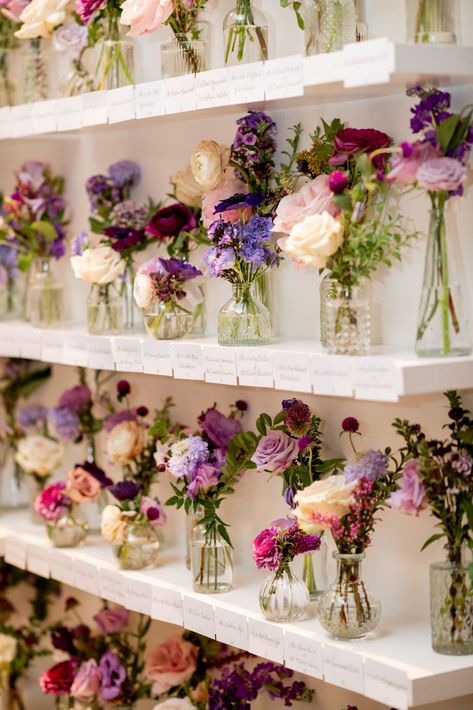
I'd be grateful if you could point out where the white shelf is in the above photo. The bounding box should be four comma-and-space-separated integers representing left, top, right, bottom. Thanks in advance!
0, 510, 472, 709
0, 40, 472, 140
0, 320, 472, 401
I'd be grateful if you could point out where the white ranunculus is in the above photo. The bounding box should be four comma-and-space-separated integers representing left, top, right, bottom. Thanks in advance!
106, 420, 144, 465
281, 211, 344, 269
101, 505, 128, 544
133, 273, 155, 310
153, 698, 195, 710
71, 246, 126, 285
171, 165, 205, 208
0, 633, 16, 664
191, 140, 230, 192
15, 0, 69, 38
294, 475, 357, 533
14, 435, 64, 476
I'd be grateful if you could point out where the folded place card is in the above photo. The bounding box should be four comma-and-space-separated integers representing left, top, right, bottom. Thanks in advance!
203, 345, 237, 386
196, 68, 231, 110
74, 559, 101, 597
248, 618, 284, 664
311, 353, 353, 397
214, 607, 248, 650
63, 333, 90, 367
353, 356, 400, 402
31, 100, 57, 134
0, 328, 21, 356
41, 332, 64, 364
323, 645, 364, 694
151, 585, 183, 626
182, 596, 215, 638
113, 337, 144, 373
228, 62, 265, 104
50, 551, 76, 586
124, 578, 152, 615
100, 568, 127, 605
284, 630, 323, 679
88, 337, 115, 370
10, 104, 33, 138
237, 348, 274, 388
0, 106, 11, 139
264, 55, 304, 101
27, 544, 50, 578
304, 52, 344, 87
5, 535, 27, 570
142, 339, 173, 376
273, 350, 311, 393
164, 75, 197, 114
20, 330, 42, 360
55, 96, 83, 131
364, 658, 409, 710
343, 37, 395, 89
107, 85, 135, 124
81, 90, 108, 126
135, 80, 165, 119
171, 342, 204, 380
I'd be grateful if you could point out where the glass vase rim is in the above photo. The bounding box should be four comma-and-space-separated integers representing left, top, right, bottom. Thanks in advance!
332, 551, 366, 561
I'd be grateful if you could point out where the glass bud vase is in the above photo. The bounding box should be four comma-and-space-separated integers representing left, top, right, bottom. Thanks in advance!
296, 538, 328, 601
0, 47, 15, 106
259, 565, 310, 622
28, 258, 63, 328
303, 0, 357, 55
430, 546, 473, 655
144, 298, 194, 339
121, 264, 138, 331
223, 0, 268, 65
0, 274, 19, 321
190, 522, 233, 594
0, 443, 27, 510
161, 31, 206, 78
61, 49, 94, 96
22, 38, 49, 103
322, 279, 370, 355
113, 522, 160, 570
95, 16, 133, 90
47, 511, 88, 548
218, 283, 271, 347
87, 283, 124, 335
408, 0, 457, 44
416, 204, 471, 357
318, 552, 381, 640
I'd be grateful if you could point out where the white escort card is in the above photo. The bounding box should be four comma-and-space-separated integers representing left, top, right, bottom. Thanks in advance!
100, 568, 127, 605
27, 544, 50, 578
50, 551, 76, 586
227, 61, 265, 104
343, 38, 395, 88
164, 75, 197, 114
81, 90, 108, 126
20, 330, 42, 360
214, 607, 248, 650
113, 337, 143, 373
264, 55, 304, 101
0, 106, 11, 139
142, 339, 173, 376
364, 658, 409, 710
135, 80, 165, 120
31, 100, 57, 134
311, 353, 353, 397
107, 85, 135, 124
248, 618, 284, 664
353, 356, 400, 401
196, 68, 231, 110
74, 559, 101, 597
41, 332, 64, 364
284, 630, 323, 679
323, 645, 364, 693
0, 325, 21, 356
237, 348, 274, 388
10, 104, 33, 138
171, 342, 204, 380
125, 577, 152, 615
183, 596, 215, 638
55, 96, 83, 131
151, 585, 183, 626
203, 345, 237, 386
273, 350, 311, 393
63, 333, 90, 367
303, 51, 344, 86
88, 337, 115, 370
5, 535, 27, 570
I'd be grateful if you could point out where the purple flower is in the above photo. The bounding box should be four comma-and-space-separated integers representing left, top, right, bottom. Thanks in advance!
94, 606, 129, 634
344, 449, 388, 483
99, 651, 126, 701
51, 626, 76, 654
104, 410, 136, 432
49, 407, 80, 440
284, 486, 296, 508
214, 192, 264, 213
146, 203, 197, 240
251, 430, 298, 475
387, 459, 428, 515
200, 407, 242, 450
103, 226, 146, 252
341, 416, 360, 433
328, 171, 349, 193
159, 257, 202, 281
187, 462, 221, 500
297, 436, 312, 451
79, 461, 113, 488
108, 160, 141, 188
284, 400, 311, 437
117, 379, 131, 397
17, 403, 48, 430
58, 385, 91, 412
292, 528, 321, 555
71, 231, 89, 256
451, 452, 473, 476
168, 436, 209, 479
108, 480, 141, 501
202, 246, 234, 277
416, 157, 466, 192
252, 526, 280, 570
50, 235, 66, 260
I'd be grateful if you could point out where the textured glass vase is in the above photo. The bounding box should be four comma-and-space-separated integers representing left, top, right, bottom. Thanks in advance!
322, 279, 370, 355
318, 552, 381, 639
47, 511, 88, 548
303, 0, 357, 55
190, 523, 233, 594
218, 283, 271, 346
259, 566, 310, 622
95, 17, 133, 90
28, 258, 63, 328
430, 547, 473, 655
22, 38, 49, 103
87, 283, 124, 335
113, 522, 160, 570
161, 32, 206, 77
409, 0, 457, 44
223, 0, 268, 65
416, 204, 471, 357
144, 299, 194, 339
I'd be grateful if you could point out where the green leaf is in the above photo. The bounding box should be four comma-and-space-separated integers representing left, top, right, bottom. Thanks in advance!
256, 415, 267, 436
421, 533, 444, 551
333, 193, 352, 211
461, 498, 473, 529
218, 523, 233, 548
436, 114, 460, 152
31, 221, 58, 241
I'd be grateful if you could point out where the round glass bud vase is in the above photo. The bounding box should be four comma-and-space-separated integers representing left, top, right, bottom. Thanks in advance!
223, 0, 268, 65
28, 258, 63, 328
144, 299, 194, 339
190, 523, 233, 594
408, 0, 457, 44
430, 547, 473, 655
303, 0, 357, 55
47, 513, 88, 548
318, 552, 381, 640
259, 566, 310, 622
321, 280, 370, 355
161, 31, 207, 78
87, 283, 124, 335
113, 522, 160, 570
218, 283, 271, 347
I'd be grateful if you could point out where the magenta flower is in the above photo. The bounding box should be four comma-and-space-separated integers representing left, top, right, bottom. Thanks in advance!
35, 482, 70, 522
387, 459, 428, 515
329, 127, 392, 167
75, 0, 106, 24
252, 527, 280, 570
328, 171, 349, 193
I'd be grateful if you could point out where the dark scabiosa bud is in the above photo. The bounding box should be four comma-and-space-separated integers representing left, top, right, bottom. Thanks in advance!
235, 400, 248, 412
116, 380, 131, 397
341, 416, 360, 433
136, 406, 149, 417
285, 400, 311, 437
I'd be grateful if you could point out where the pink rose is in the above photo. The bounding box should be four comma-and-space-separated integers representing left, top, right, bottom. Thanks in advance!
273, 175, 339, 234
70, 660, 101, 703
145, 635, 199, 694
67, 465, 102, 503
93, 606, 129, 635
416, 157, 466, 192
386, 141, 439, 185
120, 0, 173, 37
387, 459, 428, 515
201, 176, 250, 229
251, 430, 298, 475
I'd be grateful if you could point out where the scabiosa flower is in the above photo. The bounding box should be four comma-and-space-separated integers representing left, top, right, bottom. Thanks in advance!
116, 379, 131, 397
109, 160, 141, 189
344, 449, 388, 483
49, 407, 80, 440
109, 200, 148, 229
341, 416, 360, 433
168, 436, 209, 479
284, 400, 312, 437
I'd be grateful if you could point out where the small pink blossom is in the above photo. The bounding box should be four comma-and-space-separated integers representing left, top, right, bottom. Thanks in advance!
387, 459, 428, 515
201, 176, 250, 229
273, 175, 339, 234
416, 157, 466, 192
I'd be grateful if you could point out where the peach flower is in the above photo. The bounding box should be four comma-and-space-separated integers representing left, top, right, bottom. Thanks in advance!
294, 475, 357, 533
106, 420, 144, 465
120, 0, 173, 36
191, 140, 230, 192
145, 635, 199, 694
201, 175, 250, 229
67, 465, 102, 503
171, 166, 205, 208
273, 175, 339, 234
101, 505, 128, 544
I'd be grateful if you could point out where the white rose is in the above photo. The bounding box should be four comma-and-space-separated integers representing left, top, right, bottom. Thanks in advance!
106, 420, 144, 465
133, 273, 155, 310
0, 633, 16, 664
191, 140, 230, 192
15, 0, 69, 38
71, 246, 126, 285
153, 699, 195, 710
171, 166, 205, 208
15, 435, 64, 477
294, 475, 357, 533
101, 505, 128, 544
281, 211, 344, 269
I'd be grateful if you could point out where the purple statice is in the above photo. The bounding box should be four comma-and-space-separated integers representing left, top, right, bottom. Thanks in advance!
99, 651, 126, 702
108, 480, 141, 501
58, 384, 91, 412
187, 462, 221, 500
17, 403, 48, 431
167, 436, 209, 479
71, 231, 89, 256
344, 449, 388, 484
108, 160, 141, 189
231, 110, 277, 191
49, 407, 80, 441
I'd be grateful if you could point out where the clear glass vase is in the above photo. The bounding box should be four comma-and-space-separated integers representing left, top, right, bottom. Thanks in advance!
22, 38, 49, 103
416, 203, 471, 357
144, 298, 194, 339
319, 274, 336, 348
190, 523, 233, 594
61, 50, 94, 96
0, 47, 15, 106
430, 546, 473, 655
318, 552, 381, 640
47, 511, 88, 548
1, 685, 24, 710
28, 258, 63, 328
303, 0, 357, 55
223, 0, 268, 65
161, 31, 206, 78
259, 565, 310, 622
296, 538, 328, 601
94, 16, 134, 90
218, 283, 271, 347
87, 283, 124, 335
0, 443, 28, 510
0, 276, 19, 321
322, 279, 370, 355
121, 264, 139, 330
113, 522, 160, 570
191, 282, 206, 336
408, 0, 457, 44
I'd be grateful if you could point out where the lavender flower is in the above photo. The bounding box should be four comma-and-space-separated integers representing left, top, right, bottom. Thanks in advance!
168, 436, 209, 479
109, 160, 141, 189
344, 449, 388, 483
58, 384, 91, 412
99, 651, 126, 701
17, 403, 48, 430
200, 407, 242, 450
49, 407, 81, 440
187, 462, 221, 500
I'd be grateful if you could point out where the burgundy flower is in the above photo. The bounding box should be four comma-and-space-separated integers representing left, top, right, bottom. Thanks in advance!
40, 659, 77, 695
108, 480, 141, 501
329, 127, 392, 167
146, 203, 197, 240
328, 171, 349, 193
116, 380, 131, 397
341, 416, 360, 433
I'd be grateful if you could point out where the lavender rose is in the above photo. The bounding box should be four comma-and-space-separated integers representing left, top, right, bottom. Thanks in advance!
252, 527, 280, 570
251, 430, 298, 475
93, 606, 129, 634
52, 21, 88, 59
416, 157, 466, 192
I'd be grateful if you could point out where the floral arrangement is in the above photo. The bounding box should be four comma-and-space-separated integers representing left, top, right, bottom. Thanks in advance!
0, 239, 19, 315
14, 0, 67, 39
253, 517, 321, 574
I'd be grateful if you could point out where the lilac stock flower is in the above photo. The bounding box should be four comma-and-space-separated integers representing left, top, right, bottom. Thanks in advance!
200, 407, 242, 450
71, 231, 89, 256
17, 403, 48, 430
49, 407, 80, 440
58, 384, 91, 412
108, 480, 141, 501
18, 161, 46, 190
187, 462, 221, 500
202, 246, 234, 277
168, 436, 209, 479
387, 459, 428, 515
344, 449, 388, 483
99, 651, 126, 701
109, 160, 141, 188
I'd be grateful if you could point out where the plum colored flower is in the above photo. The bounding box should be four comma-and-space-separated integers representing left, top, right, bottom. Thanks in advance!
108, 480, 141, 501
40, 659, 77, 695
252, 527, 280, 570
416, 157, 467, 192
328, 171, 349, 193
51, 626, 75, 654
146, 203, 197, 240
58, 384, 91, 412
109, 160, 141, 188
341, 416, 359, 433
145, 635, 199, 695
200, 407, 242, 450
329, 127, 392, 167
344, 449, 388, 483
273, 175, 338, 234
297, 436, 312, 451
94, 606, 129, 635
387, 459, 428, 515
117, 379, 131, 396
137, 405, 149, 417
140, 496, 167, 526
99, 651, 126, 701
75, 0, 106, 24
70, 659, 102, 703
251, 430, 298, 475
34, 482, 70, 522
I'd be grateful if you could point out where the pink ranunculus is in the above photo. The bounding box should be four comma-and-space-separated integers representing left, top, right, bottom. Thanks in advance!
93, 606, 129, 635
140, 496, 167, 527
387, 459, 428, 515
70, 659, 102, 703
386, 141, 439, 185
251, 430, 299, 475
201, 176, 250, 229
120, 0, 173, 37
416, 157, 467, 192
1, 0, 28, 21
273, 175, 339, 235
145, 635, 199, 694
35, 482, 70, 522
252, 526, 280, 570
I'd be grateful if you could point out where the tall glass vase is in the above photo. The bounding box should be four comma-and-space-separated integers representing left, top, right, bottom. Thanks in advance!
28, 258, 63, 328
321, 279, 370, 355
218, 283, 271, 347
0, 443, 27, 510
122, 264, 139, 331
0, 274, 19, 320
0, 47, 15, 106
22, 38, 49, 103
415, 201, 471, 357
87, 282, 124, 335
408, 0, 457, 44
223, 0, 268, 65
303, 0, 357, 55
190, 522, 233, 593
161, 31, 206, 78
95, 15, 134, 90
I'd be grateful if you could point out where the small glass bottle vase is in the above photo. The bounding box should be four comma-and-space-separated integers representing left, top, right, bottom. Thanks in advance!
0, 443, 28, 510
415, 205, 471, 357
95, 16, 134, 90
0, 47, 15, 107
28, 258, 63, 328
144, 298, 194, 339
223, 0, 268, 65
321, 279, 370, 355
259, 565, 310, 622
303, 0, 357, 55
318, 552, 381, 640
190, 523, 233, 594
408, 0, 457, 44
113, 522, 160, 570
0, 274, 20, 321
218, 283, 271, 347
161, 31, 207, 78
87, 283, 124, 335
297, 538, 328, 601
47, 511, 88, 548
430, 546, 473, 655
22, 38, 49, 103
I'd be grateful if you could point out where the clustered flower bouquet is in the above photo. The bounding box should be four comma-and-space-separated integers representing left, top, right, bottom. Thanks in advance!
389, 390, 473, 655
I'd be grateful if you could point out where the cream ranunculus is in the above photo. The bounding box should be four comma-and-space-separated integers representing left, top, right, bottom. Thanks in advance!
15, 0, 69, 38
0, 633, 16, 664
71, 246, 126, 285
14, 435, 64, 477
101, 505, 128, 544
106, 420, 144, 465
191, 140, 230, 192
133, 273, 155, 310
170, 166, 205, 208
280, 211, 344, 269
294, 475, 357, 533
